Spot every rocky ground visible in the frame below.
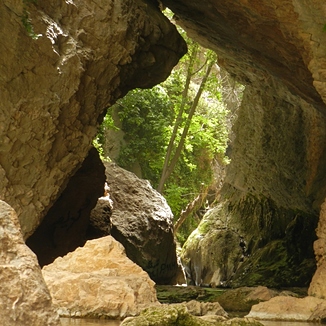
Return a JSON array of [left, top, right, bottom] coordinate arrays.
[[155, 285, 307, 316]]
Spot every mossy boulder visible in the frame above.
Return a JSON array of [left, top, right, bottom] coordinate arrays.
[[120, 304, 213, 326], [181, 195, 317, 288], [120, 304, 264, 326]]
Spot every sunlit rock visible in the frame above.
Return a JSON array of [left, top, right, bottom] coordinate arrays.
[[185, 300, 228, 318], [247, 295, 326, 322], [43, 235, 158, 319], [0, 200, 60, 326]]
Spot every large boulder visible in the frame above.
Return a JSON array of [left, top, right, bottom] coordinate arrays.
[[0, 200, 59, 326], [181, 200, 317, 287], [247, 296, 326, 322], [42, 235, 158, 319], [93, 162, 185, 285]]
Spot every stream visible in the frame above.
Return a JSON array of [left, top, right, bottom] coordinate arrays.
[[60, 318, 321, 326]]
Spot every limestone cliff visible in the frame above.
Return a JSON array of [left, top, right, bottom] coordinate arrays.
[[161, 0, 326, 288], [0, 0, 186, 238]]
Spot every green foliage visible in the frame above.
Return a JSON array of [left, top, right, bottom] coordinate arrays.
[[92, 137, 110, 162], [95, 21, 236, 242], [164, 185, 189, 217], [21, 0, 41, 39], [114, 86, 174, 184]]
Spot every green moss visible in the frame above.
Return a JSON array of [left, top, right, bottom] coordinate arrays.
[[121, 305, 264, 326], [21, 0, 41, 39], [121, 304, 213, 326], [231, 239, 316, 288], [156, 285, 226, 304]]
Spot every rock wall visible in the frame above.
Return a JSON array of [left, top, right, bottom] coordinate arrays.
[[161, 0, 326, 288], [0, 200, 60, 325], [0, 0, 186, 239]]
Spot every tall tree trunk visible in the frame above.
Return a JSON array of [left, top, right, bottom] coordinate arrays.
[[157, 44, 199, 193], [174, 184, 208, 235], [157, 59, 215, 192]]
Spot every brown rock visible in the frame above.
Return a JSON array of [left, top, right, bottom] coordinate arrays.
[[87, 195, 113, 239], [216, 287, 279, 313], [247, 296, 326, 322], [104, 162, 185, 285], [42, 235, 159, 319], [162, 0, 326, 110], [0, 0, 186, 239], [170, 0, 326, 290], [244, 286, 278, 302], [186, 300, 228, 317], [309, 199, 326, 298], [0, 200, 60, 326]]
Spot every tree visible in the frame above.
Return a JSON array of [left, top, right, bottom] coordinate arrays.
[[157, 44, 218, 193]]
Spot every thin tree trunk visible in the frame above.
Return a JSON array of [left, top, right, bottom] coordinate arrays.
[[157, 44, 199, 193], [174, 185, 208, 235], [158, 59, 215, 191]]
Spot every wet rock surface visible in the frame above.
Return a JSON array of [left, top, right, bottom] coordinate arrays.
[[43, 235, 158, 319], [155, 285, 306, 316], [0, 200, 60, 326], [181, 200, 317, 288]]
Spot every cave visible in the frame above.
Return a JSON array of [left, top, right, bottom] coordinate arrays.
[[2, 0, 326, 317]]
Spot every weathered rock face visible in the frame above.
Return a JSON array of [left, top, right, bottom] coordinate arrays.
[[3, 0, 326, 301], [162, 0, 326, 287], [182, 197, 317, 287], [100, 162, 185, 285], [0, 200, 60, 326], [0, 0, 186, 239], [42, 235, 158, 319], [162, 0, 326, 111], [309, 199, 326, 298]]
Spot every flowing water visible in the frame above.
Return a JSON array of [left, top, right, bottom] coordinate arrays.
[[60, 318, 320, 326]]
